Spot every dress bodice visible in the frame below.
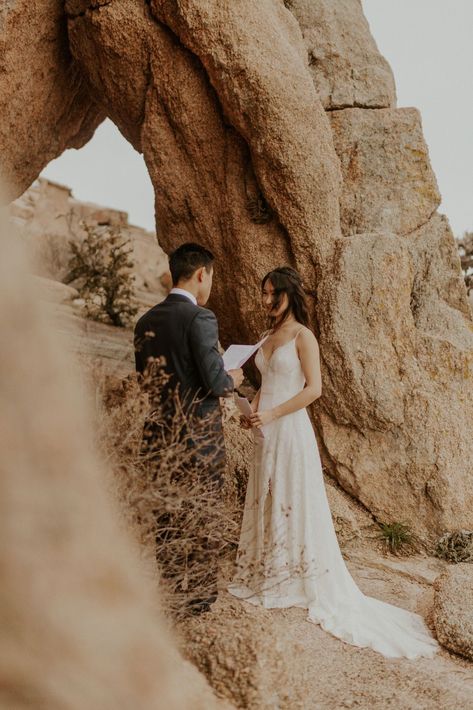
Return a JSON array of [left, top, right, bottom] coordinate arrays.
[[255, 337, 306, 410]]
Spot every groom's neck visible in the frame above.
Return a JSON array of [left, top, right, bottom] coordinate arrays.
[[174, 280, 199, 300]]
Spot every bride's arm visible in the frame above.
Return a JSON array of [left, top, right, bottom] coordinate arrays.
[[249, 329, 321, 427]]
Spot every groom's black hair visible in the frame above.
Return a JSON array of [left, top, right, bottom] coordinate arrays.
[[169, 242, 215, 285]]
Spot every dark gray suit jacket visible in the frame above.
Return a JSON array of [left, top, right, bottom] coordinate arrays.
[[134, 293, 234, 419]]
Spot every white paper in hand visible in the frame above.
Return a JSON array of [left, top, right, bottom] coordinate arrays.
[[234, 393, 264, 438], [222, 335, 268, 370]]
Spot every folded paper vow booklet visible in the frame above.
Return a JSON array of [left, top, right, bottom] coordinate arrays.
[[222, 335, 268, 370], [233, 393, 264, 438]]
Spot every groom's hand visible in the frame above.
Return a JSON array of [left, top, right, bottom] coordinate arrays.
[[250, 410, 276, 427], [228, 368, 244, 389], [239, 415, 252, 430]]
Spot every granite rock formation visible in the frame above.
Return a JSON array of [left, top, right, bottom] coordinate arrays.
[[433, 564, 473, 661], [2, 0, 472, 541], [11, 178, 168, 307], [65, 0, 341, 345], [0, 0, 104, 200], [287, 0, 397, 109]]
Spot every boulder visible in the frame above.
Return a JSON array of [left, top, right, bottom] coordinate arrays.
[[179, 595, 304, 709], [317, 223, 473, 541], [0, 0, 104, 200], [433, 564, 473, 660], [287, 0, 396, 109], [329, 107, 441, 236]]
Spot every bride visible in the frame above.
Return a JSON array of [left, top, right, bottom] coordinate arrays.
[[228, 266, 439, 659]]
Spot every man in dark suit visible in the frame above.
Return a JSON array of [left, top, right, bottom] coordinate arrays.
[[134, 242, 243, 615]]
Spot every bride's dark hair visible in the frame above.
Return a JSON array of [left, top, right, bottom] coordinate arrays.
[[262, 266, 311, 330]]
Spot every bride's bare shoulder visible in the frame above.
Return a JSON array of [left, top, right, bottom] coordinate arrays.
[[296, 326, 319, 350], [296, 325, 317, 339]]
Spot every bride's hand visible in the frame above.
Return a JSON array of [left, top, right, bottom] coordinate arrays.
[[250, 410, 277, 427], [239, 415, 252, 430]]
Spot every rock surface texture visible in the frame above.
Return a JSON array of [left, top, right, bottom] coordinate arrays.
[[329, 107, 440, 236], [180, 597, 305, 709], [317, 216, 473, 538], [287, 0, 397, 109], [433, 564, 473, 661], [2, 0, 473, 541], [0, 0, 104, 200]]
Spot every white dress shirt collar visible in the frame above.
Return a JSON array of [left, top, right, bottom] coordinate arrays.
[[169, 287, 197, 306]]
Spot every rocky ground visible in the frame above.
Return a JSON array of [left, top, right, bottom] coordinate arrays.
[[179, 552, 473, 709], [191, 419, 473, 708]]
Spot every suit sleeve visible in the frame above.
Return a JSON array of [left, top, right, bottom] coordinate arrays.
[[188, 309, 234, 397], [133, 324, 145, 375]]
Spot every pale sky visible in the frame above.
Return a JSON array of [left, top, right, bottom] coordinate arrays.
[[42, 1, 473, 237]]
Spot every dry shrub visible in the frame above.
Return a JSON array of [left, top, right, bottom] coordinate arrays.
[[458, 231, 473, 297], [90, 365, 309, 622], [90, 364, 242, 621], [64, 221, 138, 327], [435, 530, 473, 563]]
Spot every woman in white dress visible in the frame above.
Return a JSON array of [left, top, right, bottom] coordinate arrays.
[[228, 266, 439, 659]]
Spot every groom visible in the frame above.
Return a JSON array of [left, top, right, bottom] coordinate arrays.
[[134, 242, 243, 614]]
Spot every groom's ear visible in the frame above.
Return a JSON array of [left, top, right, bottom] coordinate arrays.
[[196, 266, 206, 283]]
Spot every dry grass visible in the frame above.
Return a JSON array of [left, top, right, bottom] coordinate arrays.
[[88, 363, 310, 623], [89, 365, 242, 621]]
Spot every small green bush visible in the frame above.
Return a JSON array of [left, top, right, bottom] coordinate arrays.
[[377, 521, 413, 554], [64, 221, 138, 327]]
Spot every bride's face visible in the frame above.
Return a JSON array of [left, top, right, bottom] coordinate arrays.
[[262, 280, 289, 318]]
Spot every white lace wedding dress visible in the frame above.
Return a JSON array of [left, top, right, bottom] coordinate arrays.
[[228, 335, 439, 659]]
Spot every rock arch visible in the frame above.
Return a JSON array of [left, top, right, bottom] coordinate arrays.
[[1, 0, 472, 540]]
